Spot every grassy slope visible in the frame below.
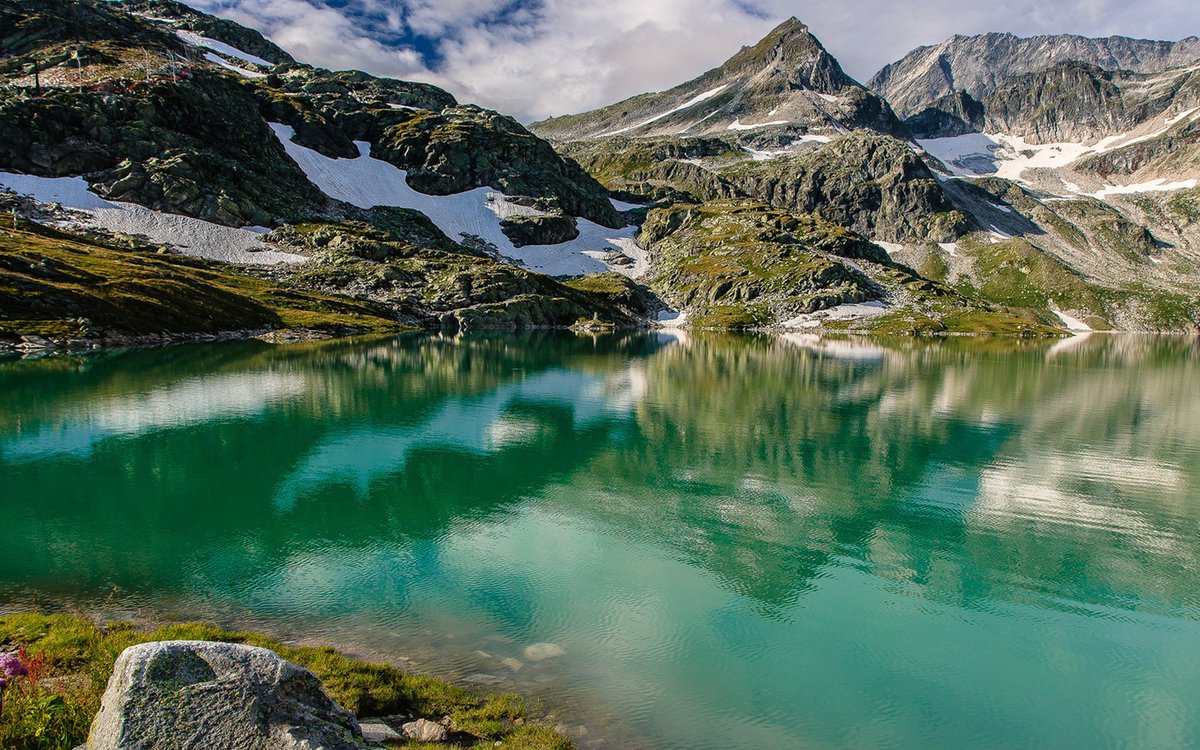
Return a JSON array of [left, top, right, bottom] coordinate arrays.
[[0, 219, 406, 342], [0, 613, 571, 750]]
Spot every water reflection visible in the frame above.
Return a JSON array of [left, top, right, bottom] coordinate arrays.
[[1, 332, 1198, 749]]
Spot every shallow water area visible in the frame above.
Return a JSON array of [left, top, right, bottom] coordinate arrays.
[[2, 331, 1199, 749]]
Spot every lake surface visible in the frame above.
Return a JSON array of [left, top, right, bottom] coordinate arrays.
[[2, 332, 1199, 749]]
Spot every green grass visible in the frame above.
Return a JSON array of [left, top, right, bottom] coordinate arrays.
[[0, 613, 571, 750], [0, 220, 406, 341], [956, 237, 1108, 327]]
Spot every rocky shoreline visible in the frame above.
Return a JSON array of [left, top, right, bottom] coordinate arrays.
[[0, 612, 582, 750]]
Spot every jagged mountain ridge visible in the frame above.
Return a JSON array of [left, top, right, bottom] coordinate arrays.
[[903, 60, 1200, 142], [531, 18, 906, 143], [870, 32, 1200, 120]]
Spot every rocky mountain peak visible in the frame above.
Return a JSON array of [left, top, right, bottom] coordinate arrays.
[[531, 17, 905, 142]]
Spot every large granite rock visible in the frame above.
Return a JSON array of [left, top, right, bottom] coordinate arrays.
[[87, 640, 369, 750]]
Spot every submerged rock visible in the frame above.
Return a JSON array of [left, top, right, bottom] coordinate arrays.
[[523, 642, 566, 661], [87, 640, 368, 750]]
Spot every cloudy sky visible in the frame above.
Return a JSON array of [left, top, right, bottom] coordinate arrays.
[[186, 0, 1200, 122]]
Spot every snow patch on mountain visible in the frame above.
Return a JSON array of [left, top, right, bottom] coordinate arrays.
[[269, 124, 646, 278], [920, 110, 1198, 184], [0, 172, 304, 265], [918, 133, 1095, 180], [597, 85, 728, 137], [610, 197, 649, 211], [727, 119, 790, 131], [175, 30, 272, 67], [871, 239, 904, 256], [1088, 178, 1198, 199], [1051, 307, 1093, 332], [780, 301, 890, 330], [741, 135, 833, 161]]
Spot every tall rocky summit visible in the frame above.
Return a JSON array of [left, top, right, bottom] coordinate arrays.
[[531, 18, 906, 142]]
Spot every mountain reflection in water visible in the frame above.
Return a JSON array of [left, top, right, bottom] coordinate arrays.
[[2, 332, 1198, 750]]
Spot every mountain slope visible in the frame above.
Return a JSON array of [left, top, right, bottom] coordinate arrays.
[[531, 18, 906, 142], [0, 0, 657, 341], [870, 32, 1200, 120]]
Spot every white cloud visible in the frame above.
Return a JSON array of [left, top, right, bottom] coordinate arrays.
[[184, 0, 1200, 122]]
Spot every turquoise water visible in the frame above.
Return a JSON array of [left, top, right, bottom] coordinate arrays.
[[2, 332, 1199, 748]]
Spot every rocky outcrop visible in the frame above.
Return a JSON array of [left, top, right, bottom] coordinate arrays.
[[639, 199, 887, 327], [268, 220, 647, 329], [0, 72, 331, 226], [500, 213, 579, 246], [718, 131, 969, 242], [904, 90, 986, 139], [375, 107, 621, 228], [87, 641, 369, 750]]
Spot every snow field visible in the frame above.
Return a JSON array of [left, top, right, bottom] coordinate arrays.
[[269, 124, 647, 277], [0, 172, 304, 265]]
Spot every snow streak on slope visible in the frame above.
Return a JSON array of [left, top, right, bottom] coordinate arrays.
[[727, 119, 790, 131], [203, 52, 266, 79], [1088, 178, 1198, 198], [175, 30, 272, 67], [270, 124, 646, 277], [596, 85, 729, 138], [0, 172, 304, 265]]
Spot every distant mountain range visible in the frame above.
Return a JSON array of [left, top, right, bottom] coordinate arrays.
[[1, 1, 1198, 348]]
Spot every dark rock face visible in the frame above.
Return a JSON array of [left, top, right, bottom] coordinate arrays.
[[0, 0, 186, 58], [0, 72, 331, 226], [375, 107, 622, 228], [719, 132, 968, 242], [87, 641, 369, 750], [979, 62, 1200, 143], [500, 214, 580, 247], [905, 90, 986, 138]]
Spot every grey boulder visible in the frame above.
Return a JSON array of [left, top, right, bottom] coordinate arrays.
[[402, 718, 448, 742], [87, 640, 369, 750]]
